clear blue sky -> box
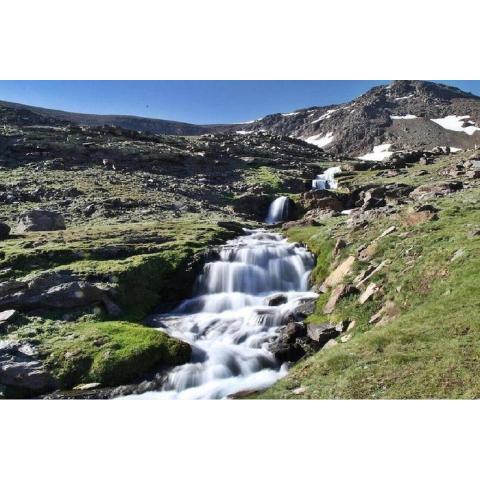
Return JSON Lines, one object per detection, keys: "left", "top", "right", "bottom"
{"left": 0, "top": 80, "right": 478, "bottom": 125}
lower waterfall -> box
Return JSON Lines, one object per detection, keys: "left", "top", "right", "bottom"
{"left": 265, "top": 196, "right": 291, "bottom": 224}
{"left": 127, "top": 229, "right": 316, "bottom": 399}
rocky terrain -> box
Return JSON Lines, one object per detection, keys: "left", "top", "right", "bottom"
{"left": 4, "top": 81, "right": 480, "bottom": 158}
{"left": 1, "top": 81, "right": 480, "bottom": 399}
{"left": 236, "top": 81, "right": 480, "bottom": 156}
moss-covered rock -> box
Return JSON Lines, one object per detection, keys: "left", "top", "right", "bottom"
{"left": 14, "top": 320, "right": 190, "bottom": 389}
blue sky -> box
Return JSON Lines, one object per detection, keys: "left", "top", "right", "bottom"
{"left": 0, "top": 80, "right": 479, "bottom": 124}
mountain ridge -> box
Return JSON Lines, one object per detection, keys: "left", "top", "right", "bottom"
{"left": 2, "top": 80, "right": 480, "bottom": 155}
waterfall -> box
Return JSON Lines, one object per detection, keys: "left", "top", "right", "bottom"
{"left": 266, "top": 196, "right": 290, "bottom": 224}
{"left": 126, "top": 230, "right": 316, "bottom": 400}
{"left": 312, "top": 166, "right": 341, "bottom": 190}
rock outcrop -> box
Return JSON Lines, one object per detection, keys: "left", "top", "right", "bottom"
{"left": 16, "top": 209, "right": 66, "bottom": 232}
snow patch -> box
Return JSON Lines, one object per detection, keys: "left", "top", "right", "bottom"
{"left": 431, "top": 115, "right": 480, "bottom": 136}
{"left": 390, "top": 114, "right": 417, "bottom": 119}
{"left": 303, "top": 132, "right": 335, "bottom": 148}
{"left": 236, "top": 130, "right": 253, "bottom": 135}
{"left": 449, "top": 147, "right": 462, "bottom": 152}
{"left": 394, "top": 94, "right": 414, "bottom": 101}
{"left": 358, "top": 143, "right": 393, "bottom": 161}
{"left": 281, "top": 112, "right": 299, "bottom": 117}
{"left": 311, "top": 109, "right": 337, "bottom": 124}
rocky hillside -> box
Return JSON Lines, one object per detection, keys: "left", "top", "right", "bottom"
{"left": 3, "top": 81, "right": 480, "bottom": 157}
{"left": 0, "top": 100, "right": 228, "bottom": 135}
{"left": 241, "top": 81, "right": 480, "bottom": 156}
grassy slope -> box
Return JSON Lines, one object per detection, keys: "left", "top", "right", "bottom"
{"left": 260, "top": 175, "right": 480, "bottom": 399}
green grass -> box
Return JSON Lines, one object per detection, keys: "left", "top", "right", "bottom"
{"left": 259, "top": 187, "right": 480, "bottom": 399}
{"left": 14, "top": 319, "right": 191, "bottom": 388}
{"left": 243, "top": 166, "right": 284, "bottom": 194}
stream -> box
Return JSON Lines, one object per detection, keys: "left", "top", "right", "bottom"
{"left": 126, "top": 167, "right": 341, "bottom": 399}
{"left": 128, "top": 229, "right": 316, "bottom": 399}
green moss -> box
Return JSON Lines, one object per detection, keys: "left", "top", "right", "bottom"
{"left": 14, "top": 320, "right": 190, "bottom": 388}
{"left": 243, "top": 166, "right": 283, "bottom": 194}
{"left": 284, "top": 225, "right": 335, "bottom": 284}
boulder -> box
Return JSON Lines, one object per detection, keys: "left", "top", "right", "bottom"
{"left": 290, "top": 297, "right": 317, "bottom": 320}
{"left": 0, "top": 272, "right": 121, "bottom": 315}
{"left": 266, "top": 293, "right": 288, "bottom": 307}
{"left": 323, "top": 284, "right": 358, "bottom": 314}
{"left": 409, "top": 181, "right": 463, "bottom": 200}
{"left": 232, "top": 193, "right": 273, "bottom": 220}
{"left": 0, "top": 340, "right": 55, "bottom": 392}
{"left": 0, "top": 309, "right": 20, "bottom": 333}
{"left": 16, "top": 209, "right": 66, "bottom": 233}
{"left": 358, "top": 282, "right": 380, "bottom": 304}
{"left": 0, "top": 222, "right": 11, "bottom": 240}
{"left": 322, "top": 255, "right": 356, "bottom": 289}
{"left": 306, "top": 323, "right": 340, "bottom": 346}
{"left": 301, "top": 190, "right": 344, "bottom": 211}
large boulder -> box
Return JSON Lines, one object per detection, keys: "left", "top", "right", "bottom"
{"left": 16, "top": 209, "right": 66, "bottom": 233}
{"left": 0, "top": 272, "right": 121, "bottom": 315}
{"left": 306, "top": 323, "right": 340, "bottom": 347}
{"left": 232, "top": 193, "right": 272, "bottom": 220}
{"left": 409, "top": 181, "right": 463, "bottom": 200}
{"left": 0, "top": 340, "right": 55, "bottom": 393}
{"left": 0, "top": 222, "right": 10, "bottom": 240}
{"left": 301, "top": 190, "right": 344, "bottom": 211}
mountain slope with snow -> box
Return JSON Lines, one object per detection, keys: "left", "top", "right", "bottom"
{"left": 2, "top": 81, "right": 480, "bottom": 156}
{"left": 239, "top": 80, "right": 480, "bottom": 156}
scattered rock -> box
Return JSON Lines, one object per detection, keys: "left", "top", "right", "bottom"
{"left": 73, "top": 382, "right": 102, "bottom": 391}
{"left": 323, "top": 284, "right": 358, "bottom": 314}
{"left": 409, "top": 181, "right": 463, "bottom": 200}
{"left": 0, "top": 309, "right": 20, "bottom": 333}
{"left": 16, "top": 209, "right": 66, "bottom": 233}
{"left": 0, "top": 222, "right": 11, "bottom": 240}
{"left": 266, "top": 293, "right": 288, "bottom": 307}
{"left": 358, "top": 282, "right": 380, "bottom": 304}
{"left": 369, "top": 300, "right": 399, "bottom": 326}
{"left": 333, "top": 238, "right": 347, "bottom": 256}
{"left": 292, "top": 386, "right": 307, "bottom": 395}
{"left": 355, "top": 261, "right": 387, "bottom": 288}
{"left": 322, "top": 255, "right": 356, "bottom": 289}
{"left": 358, "top": 241, "right": 378, "bottom": 262}
{"left": 450, "top": 248, "right": 466, "bottom": 262}
{"left": 378, "top": 225, "right": 397, "bottom": 238}
{"left": 0, "top": 340, "right": 55, "bottom": 393}
{"left": 290, "top": 297, "right": 317, "bottom": 320}
{"left": 306, "top": 323, "right": 339, "bottom": 346}
{"left": 84, "top": 204, "right": 96, "bottom": 216}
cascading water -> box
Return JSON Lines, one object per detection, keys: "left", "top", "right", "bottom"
{"left": 265, "top": 196, "right": 290, "bottom": 224}
{"left": 127, "top": 230, "right": 316, "bottom": 399}
{"left": 312, "top": 166, "right": 341, "bottom": 190}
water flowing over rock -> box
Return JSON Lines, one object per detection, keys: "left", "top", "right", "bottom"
{"left": 312, "top": 166, "right": 341, "bottom": 190}
{"left": 265, "top": 196, "right": 294, "bottom": 224}
{"left": 127, "top": 230, "right": 317, "bottom": 399}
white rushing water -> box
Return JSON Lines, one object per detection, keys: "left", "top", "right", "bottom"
{"left": 128, "top": 230, "right": 316, "bottom": 399}
{"left": 265, "top": 196, "right": 291, "bottom": 224}
{"left": 312, "top": 166, "right": 341, "bottom": 190}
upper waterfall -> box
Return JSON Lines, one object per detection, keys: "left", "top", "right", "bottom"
{"left": 312, "top": 166, "right": 341, "bottom": 190}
